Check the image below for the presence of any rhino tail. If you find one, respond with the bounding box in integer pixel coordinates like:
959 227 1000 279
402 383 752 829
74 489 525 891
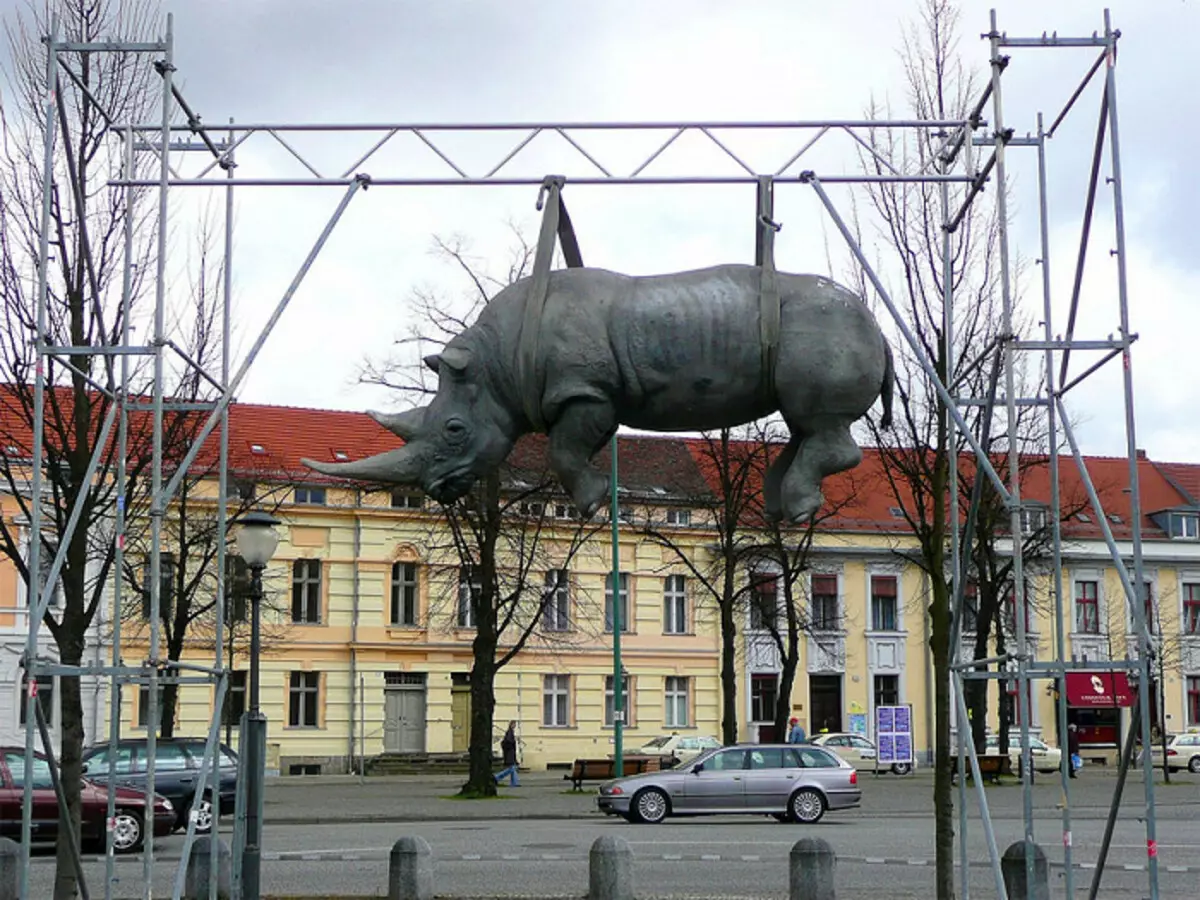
879 340 895 430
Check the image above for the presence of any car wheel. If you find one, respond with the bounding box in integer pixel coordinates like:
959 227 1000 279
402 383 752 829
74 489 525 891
632 788 669 824
191 797 214 834
1189 755 1200 775
112 809 144 854
891 763 912 776
790 788 826 824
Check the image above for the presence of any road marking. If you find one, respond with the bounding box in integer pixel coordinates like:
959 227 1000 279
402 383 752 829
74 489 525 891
907 859 927 866
662 854 683 860
1122 864 1144 871
740 855 760 862
462 853 481 860
865 857 887 864
700 854 721 861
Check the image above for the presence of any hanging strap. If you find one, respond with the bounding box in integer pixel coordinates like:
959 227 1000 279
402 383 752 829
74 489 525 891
756 176 782 401
517 175 584 432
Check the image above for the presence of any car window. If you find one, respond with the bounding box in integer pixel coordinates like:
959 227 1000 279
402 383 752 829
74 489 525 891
156 744 193 771
6 753 54 789
643 737 670 749
219 748 238 767
704 749 747 771
850 736 874 749
794 747 839 768
700 737 722 749
678 738 698 750
748 748 786 769
83 745 136 776
825 736 845 747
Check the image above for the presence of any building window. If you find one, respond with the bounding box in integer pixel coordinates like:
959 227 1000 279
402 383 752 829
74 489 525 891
604 572 630 633
294 486 326 505
811 574 839 631
291 559 322 624
288 672 320 728
1074 580 1099 633
457 567 481 628
390 488 423 510
874 674 899 708
604 674 632 727
665 508 691 526
519 501 545 517
140 552 177 619
750 573 778 631
1137 581 1157 634
665 676 690 728
870 575 897 631
1003 583 1034 635
750 673 778 722
24 537 61 609
1171 513 1199 540
1019 506 1047 535
1184 583 1200 635
542 569 570 632
18 673 54 727
225 555 249 623
136 683 163 730
663 574 687 634
1188 676 1200 727
553 503 579 520
543 674 570 727
222 671 246 727
391 562 419 626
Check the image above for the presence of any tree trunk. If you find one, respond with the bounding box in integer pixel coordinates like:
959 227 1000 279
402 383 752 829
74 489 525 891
774 645 799 739
967 625 990 755
160 679 178 739
719 592 738 745
461 656 497 797
930 575 955 900
996 624 1011 759
53 641 85 900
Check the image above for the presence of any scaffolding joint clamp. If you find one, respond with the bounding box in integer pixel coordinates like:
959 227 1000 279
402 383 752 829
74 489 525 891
153 60 176 75
354 172 372 190
797 170 816 184
758 214 782 233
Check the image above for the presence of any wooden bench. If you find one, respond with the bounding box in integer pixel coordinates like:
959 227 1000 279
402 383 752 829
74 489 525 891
564 755 673 790
950 753 1015 784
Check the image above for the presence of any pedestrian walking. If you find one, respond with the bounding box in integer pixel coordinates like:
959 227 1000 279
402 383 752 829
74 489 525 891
1067 723 1081 778
495 720 520 786
787 717 807 744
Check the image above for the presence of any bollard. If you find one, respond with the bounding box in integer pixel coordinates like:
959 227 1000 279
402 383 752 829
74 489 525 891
389 836 434 900
1001 840 1049 900
790 837 836 900
589 834 633 900
0 837 17 900
185 837 232 900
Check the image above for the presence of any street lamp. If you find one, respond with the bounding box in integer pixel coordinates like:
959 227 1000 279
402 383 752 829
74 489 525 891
234 510 279 900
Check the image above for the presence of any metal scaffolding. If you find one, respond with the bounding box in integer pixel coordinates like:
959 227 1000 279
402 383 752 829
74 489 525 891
14 6 1157 900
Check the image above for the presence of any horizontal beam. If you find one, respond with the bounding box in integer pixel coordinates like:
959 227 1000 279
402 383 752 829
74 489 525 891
55 40 167 52
1013 338 1132 351
46 345 155 356
994 35 1110 48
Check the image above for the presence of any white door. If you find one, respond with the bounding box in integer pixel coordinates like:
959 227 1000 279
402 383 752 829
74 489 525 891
399 688 426 753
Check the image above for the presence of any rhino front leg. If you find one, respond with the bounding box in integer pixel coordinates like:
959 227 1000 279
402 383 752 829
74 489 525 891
547 399 617 518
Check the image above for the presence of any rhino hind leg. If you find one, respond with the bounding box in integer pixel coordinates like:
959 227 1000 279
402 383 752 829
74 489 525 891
547 399 618 519
763 437 801 523
778 420 862 522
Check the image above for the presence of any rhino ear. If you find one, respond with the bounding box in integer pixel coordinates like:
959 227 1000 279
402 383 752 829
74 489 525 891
425 345 472 373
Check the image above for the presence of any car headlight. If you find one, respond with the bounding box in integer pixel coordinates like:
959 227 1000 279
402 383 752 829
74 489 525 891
160 798 174 812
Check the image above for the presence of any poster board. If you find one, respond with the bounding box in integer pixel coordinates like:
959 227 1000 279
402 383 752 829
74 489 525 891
875 704 914 769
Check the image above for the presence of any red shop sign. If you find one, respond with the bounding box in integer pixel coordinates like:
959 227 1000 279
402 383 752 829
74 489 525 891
1065 671 1134 708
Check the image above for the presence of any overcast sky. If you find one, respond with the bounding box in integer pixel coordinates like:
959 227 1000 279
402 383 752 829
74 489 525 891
4 0 1198 461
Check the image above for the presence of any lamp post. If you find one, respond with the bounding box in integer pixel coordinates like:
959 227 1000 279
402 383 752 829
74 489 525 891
235 510 279 900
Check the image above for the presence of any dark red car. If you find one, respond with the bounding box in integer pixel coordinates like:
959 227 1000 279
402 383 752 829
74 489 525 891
0 747 174 853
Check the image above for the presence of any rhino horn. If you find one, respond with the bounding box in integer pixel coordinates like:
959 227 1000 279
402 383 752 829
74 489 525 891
301 446 424 485
368 406 427 440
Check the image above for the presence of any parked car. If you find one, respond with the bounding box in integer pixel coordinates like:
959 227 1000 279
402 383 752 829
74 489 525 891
0 747 174 853
983 735 1062 773
635 734 723 765
81 738 238 834
598 743 860 824
1142 733 1200 773
809 732 915 775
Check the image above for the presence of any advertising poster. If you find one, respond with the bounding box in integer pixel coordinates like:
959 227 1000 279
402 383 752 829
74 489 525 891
849 713 868 737
875 703 914 767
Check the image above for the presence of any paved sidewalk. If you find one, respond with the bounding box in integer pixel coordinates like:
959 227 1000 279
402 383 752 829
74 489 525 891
258 766 1200 826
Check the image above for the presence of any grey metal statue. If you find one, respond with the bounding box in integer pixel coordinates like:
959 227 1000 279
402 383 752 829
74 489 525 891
304 264 893 522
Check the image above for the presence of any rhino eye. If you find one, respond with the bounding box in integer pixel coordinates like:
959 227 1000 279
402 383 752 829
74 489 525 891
444 418 469 444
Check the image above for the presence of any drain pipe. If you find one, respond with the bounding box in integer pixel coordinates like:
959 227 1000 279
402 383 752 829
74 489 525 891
349 490 362 777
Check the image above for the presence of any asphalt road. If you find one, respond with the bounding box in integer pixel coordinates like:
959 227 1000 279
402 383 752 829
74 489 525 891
20 768 1200 898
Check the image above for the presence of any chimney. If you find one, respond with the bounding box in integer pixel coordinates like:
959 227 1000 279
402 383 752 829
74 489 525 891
1136 449 1147 460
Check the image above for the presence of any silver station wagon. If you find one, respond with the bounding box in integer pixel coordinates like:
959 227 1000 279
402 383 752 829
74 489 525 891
596 744 861 824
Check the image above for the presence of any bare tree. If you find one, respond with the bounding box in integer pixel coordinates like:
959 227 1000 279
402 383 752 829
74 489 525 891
637 427 768 744
0 2 167 895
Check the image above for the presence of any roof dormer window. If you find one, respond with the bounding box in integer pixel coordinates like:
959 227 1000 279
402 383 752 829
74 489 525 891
1171 512 1199 540
250 443 266 455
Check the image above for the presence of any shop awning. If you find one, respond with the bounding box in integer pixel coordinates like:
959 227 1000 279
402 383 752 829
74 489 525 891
1065 671 1134 707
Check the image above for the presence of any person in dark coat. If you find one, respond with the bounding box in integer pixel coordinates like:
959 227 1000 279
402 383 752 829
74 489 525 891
495 720 520 786
1067 723 1081 778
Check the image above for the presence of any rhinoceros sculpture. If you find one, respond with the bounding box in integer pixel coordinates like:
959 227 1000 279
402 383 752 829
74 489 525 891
304 263 893 522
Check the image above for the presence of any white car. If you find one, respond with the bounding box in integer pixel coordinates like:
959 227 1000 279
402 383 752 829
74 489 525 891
1161 733 1200 773
635 734 722 765
810 732 914 775
984 735 1062 773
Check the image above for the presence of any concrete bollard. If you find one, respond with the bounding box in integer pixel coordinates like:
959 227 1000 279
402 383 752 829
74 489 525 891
184 837 232 900
790 837 836 900
589 834 633 900
0 837 18 900
389 836 434 900
1001 840 1049 900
